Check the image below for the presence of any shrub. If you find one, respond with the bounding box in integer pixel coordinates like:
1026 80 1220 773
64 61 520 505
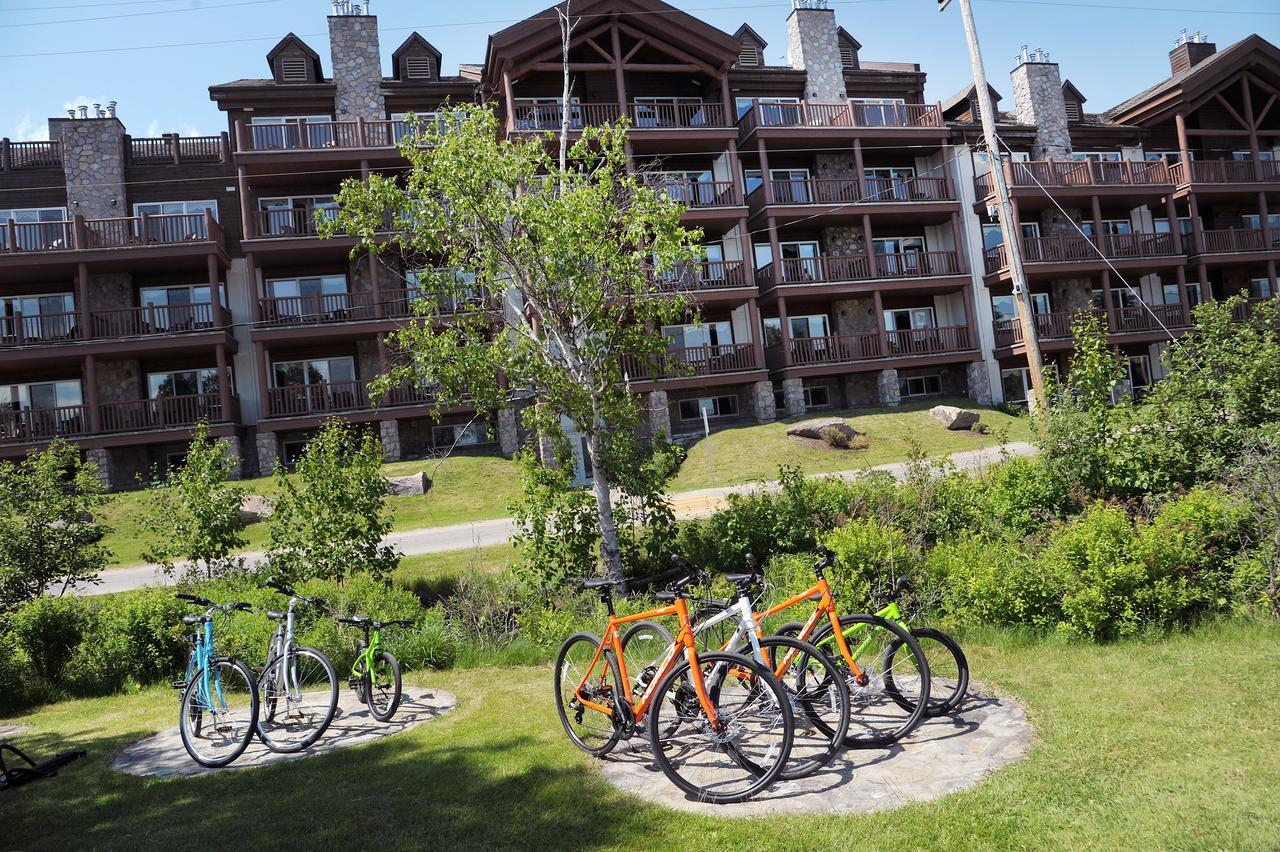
9 596 87 682
388 607 458 670
820 425 851 449
848 434 870 451
923 532 1062 631
978 456 1076 536
824 518 917 610
0 627 33 712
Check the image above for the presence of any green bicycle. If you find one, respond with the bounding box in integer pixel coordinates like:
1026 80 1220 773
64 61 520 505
337 615 412 721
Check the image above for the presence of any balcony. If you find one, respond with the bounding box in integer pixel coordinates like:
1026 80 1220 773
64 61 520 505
749 176 955 218
648 180 740 210
1112 304 1191 333
1232 297 1270 321
738 100 944 141
379 288 488 319
258 292 376 326
99 394 238 433
125 134 230 165
0 303 227 350
768 325 973 370
250 207 339 240
510 100 731 133
983 233 1179 275
975 159 1172 197
1171 159 1280 186
763 250 965 289
0 405 90 444
0 312 80 347
0 212 224 260
623 342 760 383
0 139 62 171
992 311 1078 348
651 260 753 294
236 119 414 153
1196 228 1280 256
263 379 441 419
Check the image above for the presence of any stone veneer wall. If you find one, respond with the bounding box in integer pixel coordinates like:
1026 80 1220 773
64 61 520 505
786 6 846 102
843 373 878 406
830 297 878 334
815 153 858 180
328 15 385 121
95 358 143 403
48 118 127 220
822 225 865 256
1040 208 1094 313
1009 60 1071 160
87 273 132 313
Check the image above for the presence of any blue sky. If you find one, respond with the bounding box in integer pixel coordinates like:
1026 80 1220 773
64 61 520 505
2 0 1277 141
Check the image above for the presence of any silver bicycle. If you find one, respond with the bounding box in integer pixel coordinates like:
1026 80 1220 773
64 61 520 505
256 581 339 753
620 566 851 781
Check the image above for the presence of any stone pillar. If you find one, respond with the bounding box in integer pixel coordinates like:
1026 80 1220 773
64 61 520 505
750 380 776 423
781 378 806 418
966 361 993 406
1009 50 1071 160
220 434 244 480
786 2 846 102
255 431 279 476
84 448 112 488
877 368 901 406
497 408 519 457
328 13 385 121
379 419 401 462
645 390 669 438
47 116 127 219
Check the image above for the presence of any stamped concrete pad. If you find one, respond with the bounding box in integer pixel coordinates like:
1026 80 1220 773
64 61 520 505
597 687 1033 817
112 688 455 778
0 725 29 739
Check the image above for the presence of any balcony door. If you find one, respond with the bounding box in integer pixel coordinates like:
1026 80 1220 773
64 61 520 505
864 166 914 200
990 293 1050 322
0 207 68 251
138 284 222 331
0 379 84 440
259 196 337 237
272 356 359 415
249 115 333 150
755 241 819 281
850 98 906 127
133 200 217 241
632 97 706 128
1 292 76 342
750 97 801 127
145 368 225 425
648 169 716 206
873 236 925 275
265 275 349 320
516 98 581 131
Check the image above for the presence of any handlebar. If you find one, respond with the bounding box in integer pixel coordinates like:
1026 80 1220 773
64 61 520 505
264 580 327 611
175 593 212 606
814 548 835 574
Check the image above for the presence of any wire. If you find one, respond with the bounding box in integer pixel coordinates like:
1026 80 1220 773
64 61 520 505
0 0 285 28
0 0 190 9
979 0 1279 14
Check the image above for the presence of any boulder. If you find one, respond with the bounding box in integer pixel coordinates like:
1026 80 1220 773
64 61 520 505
239 494 274 524
786 418 859 441
48 512 103 542
930 405 980 431
386 472 431 497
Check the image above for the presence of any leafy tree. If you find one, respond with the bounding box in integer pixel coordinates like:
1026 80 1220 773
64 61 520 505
141 421 247 581
265 420 399 584
0 439 111 609
325 104 701 582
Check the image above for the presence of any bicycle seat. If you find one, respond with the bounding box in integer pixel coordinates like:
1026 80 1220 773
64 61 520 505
181 615 208 625
582 578 622 590
654 590 678 602
724 573 759 586
266 610 286 621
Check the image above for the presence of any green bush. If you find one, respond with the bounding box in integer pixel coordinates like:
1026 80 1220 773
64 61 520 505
824 518 916 610
10 596 87 682
0 626 33 712
978 456 1076 536
388 607 458 670
923 533 1062 631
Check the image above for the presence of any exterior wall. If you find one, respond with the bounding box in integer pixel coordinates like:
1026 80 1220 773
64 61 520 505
47 118 127 219
1009 59 1072 159
786 6 845 102
328 15 385 121
95 358 143 404
830 297 877 334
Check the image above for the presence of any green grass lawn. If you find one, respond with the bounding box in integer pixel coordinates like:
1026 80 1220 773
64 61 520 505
393 543 520 602
669 399 1034 492
99 454 523 569
4 621 1276 849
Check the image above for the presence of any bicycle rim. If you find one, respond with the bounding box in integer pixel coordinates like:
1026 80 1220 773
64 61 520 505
255 647 338 753
818 614 930 747
179 660 257 768
554 632 624 756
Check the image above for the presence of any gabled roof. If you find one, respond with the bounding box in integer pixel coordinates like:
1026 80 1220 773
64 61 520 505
392 32 443 71
941 82 1002 116
265 33 323 79
1061 79 1087 105
836 27 862 51
1104 34 1280 124
733 23 767 48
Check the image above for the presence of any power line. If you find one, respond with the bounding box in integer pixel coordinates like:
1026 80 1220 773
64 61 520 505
0 0 189 9
0 0 284 28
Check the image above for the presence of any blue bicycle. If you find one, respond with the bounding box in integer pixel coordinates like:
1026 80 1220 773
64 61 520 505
174 593 260 768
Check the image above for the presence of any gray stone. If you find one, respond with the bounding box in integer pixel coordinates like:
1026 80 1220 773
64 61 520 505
111 688 456 778
239 494 274 524
497 408 519 457
966 362 994 407
750 380 776 423
786 417 859 440
877 368 901 406
781 378 806 417
386 471 430 496
328 14 385 121
595 685 1033 817
85 448 112 488
255 431 279 477
48 511 104 542
220 434 243 481
1010 56 1071 160
379 419 402 462
645 390 669 438
787 4 845 102
47 117 126 220
931 404 980 430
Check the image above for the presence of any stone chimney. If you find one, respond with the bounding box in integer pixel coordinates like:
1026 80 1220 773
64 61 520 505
328 10 385 120
786 0 845 103
1010 46 1071 160
1169 30 1216 75
47 115 127 219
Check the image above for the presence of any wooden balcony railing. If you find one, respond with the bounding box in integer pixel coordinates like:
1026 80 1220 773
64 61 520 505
738 100 943 134
777 254 873 284
787 332 882 366
1198 228 1275 254
0 311 81 347
992 311 1080 347
512 101 621 131
382 384 438 407
258 291 375 325
648 180 738 208
1232 298 1269 322
624 342 758 380
886 325 972 355
772 250 962 285
92 302 223 337
0 139 62 171
100 393 236 433
125 133 229 165
267 380 369 418
253 207 338 239
1171 159 1280 185
626 101 728 128
1103 232 1178 258
652 260 750 292
0 405 90 444
864 175 954 201
1 212 222 254
874 250 964 278
1113 304 1190 332
378 287 487 318
984 233 1178 271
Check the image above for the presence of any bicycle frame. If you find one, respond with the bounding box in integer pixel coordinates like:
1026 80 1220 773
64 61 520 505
350 626 385 681
264 598 303 700
754 577 868 679
184 616 227 713
574 596 720 727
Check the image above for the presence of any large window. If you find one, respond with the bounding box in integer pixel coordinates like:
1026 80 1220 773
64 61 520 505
0 379 82 411
1242 213 1280 231
885 307 936 331
133 200 218 240
991 293 1050 321
1233 150 1276 161
432 422 491 450
754 240 819 278
147 367 225 399
678 395 739 421
1071 151 1123 162
0 207 68 251
1127 355 1152 401
515 98 581 130
1154 216 1196 235
1251 277 1275 299
662 321 733 349
864 166 914 200
743 168 810 201
982 222 1041 250
738 97 801 125
648 169 718 206
874 236 926 275
763 314 829 346
631 97 708 128
899 374 942 398
850 97 906 126
0 380 84 438
137 284 223 330
272 356 356 388
258 195 338 236
1081 219 1133 237
1 292 76 341
1001 368 1033 404
249 115 334 149
1144 150 1191 162
264 275 349 318
1161 282 1201 307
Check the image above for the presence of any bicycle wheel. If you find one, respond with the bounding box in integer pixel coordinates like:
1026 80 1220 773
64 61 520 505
255 646 338 753
554 632 625 757
366 651 402 722
887 627 969 717
810 614 930 748
725 636 850 781
179 658 258 768
352 639 369 705
260 639 280 722
619 620 674 694
647 651 793 804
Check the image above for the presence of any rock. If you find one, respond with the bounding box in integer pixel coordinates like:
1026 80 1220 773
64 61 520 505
786 418 859 441
239 494 274 524
386 472 431 497
49 511 103 542
930 405 980 431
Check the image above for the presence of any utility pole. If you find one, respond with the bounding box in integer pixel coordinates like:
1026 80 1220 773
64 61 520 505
939 0 1047 411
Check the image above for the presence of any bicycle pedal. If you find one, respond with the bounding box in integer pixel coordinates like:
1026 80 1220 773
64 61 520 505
169 680 186 690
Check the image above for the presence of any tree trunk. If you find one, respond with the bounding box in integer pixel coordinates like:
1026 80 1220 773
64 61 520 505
587 402 624 582
558 5 573 175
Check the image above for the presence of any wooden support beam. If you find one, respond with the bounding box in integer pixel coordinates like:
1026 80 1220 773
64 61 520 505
615 21 718 75
611 24 627 111
622 38 646 64
584 36 614 63
1241 74 1261 163
1255 93 1277 128
1211 92 1250 131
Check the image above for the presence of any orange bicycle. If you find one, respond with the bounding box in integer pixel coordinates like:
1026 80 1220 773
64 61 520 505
554 570 795 804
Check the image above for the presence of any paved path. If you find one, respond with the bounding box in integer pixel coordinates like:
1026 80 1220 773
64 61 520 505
111 688 455 778
77 442 1034 597
598 686 1033 817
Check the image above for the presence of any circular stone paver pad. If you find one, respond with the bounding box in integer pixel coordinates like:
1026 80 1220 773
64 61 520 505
112 687 455 778
596 686 1032 817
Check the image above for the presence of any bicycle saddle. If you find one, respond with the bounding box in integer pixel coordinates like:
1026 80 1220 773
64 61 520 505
266 610 286 621
181 614 209 625
581 577 622 590
724 572 760 586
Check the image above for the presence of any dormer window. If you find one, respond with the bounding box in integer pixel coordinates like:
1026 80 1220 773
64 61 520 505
266 34 321 84
733 24 767 70
1064 100 1081 122
839 44 856 68
392 32 443 82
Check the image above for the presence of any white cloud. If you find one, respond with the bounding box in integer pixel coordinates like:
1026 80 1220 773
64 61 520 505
145 120 163 137
10 112 46 141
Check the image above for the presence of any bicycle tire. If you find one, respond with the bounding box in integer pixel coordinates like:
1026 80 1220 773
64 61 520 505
887 627 969 717
647 650 793 804
179 658 258 768
809 613 931 748
366 651 402 722
352 639 369 705
255 646 338 753
554 632 625 757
